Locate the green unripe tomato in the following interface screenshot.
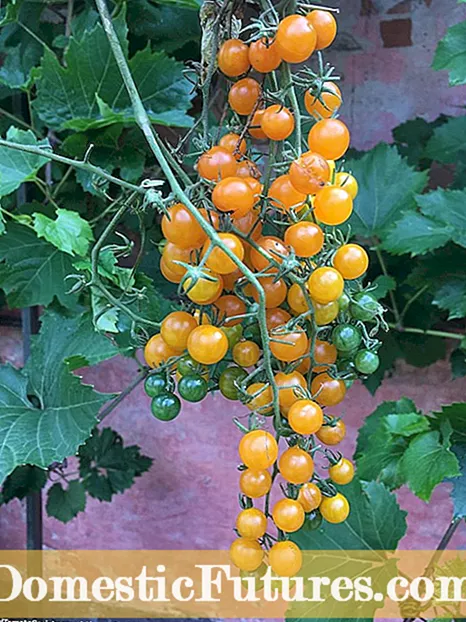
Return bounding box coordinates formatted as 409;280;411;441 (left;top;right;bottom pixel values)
144;373;167;397
178;374;208;402
332;324;362;353
219;366;247;400
151;391;181;421
223;324;243;349
354;349;380;374
177;354;207;377
305;510;323;530
350;292;380;321
338;292;350;313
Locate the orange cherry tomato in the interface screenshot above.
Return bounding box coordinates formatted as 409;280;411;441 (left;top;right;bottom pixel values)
219;132;247;160
316;418;346;445
312;299;339;325
214;295;246;326
288;399;323;435
247;276;287;308
183;270;223;305
230;537;263;572
239;468;272;498
160;256;182;284
269;541;302;577
222;268;243;292
278;446;314;484
250;235;289;272
197;146;237;181
260;104;295;141
160;311;197;351
162;203;208;249
287;283;309;316
246;382;273;415
274;370;307;416
202;233;244;275
233;340;261;367
307;267;344;304
236;508;267;539
187;325;228;365
242;177;263;203
333;243;368;279
249;38;281;73
313;339;337;372
270;326;309;362
335;171;358;199
304;81;341;119
268;174;306;212
248;109;267;139
289;151;330;195
297;482;322;512
266;307;291;330
320;493;350;524
314;186;353;226
218;39;250;77
239;429;278;470
212;177;255;217
163;242;195;277
306;10;337;50
272;498;305;532
233;209;263;240
144;333;180;368
307;118;350;160
329;458;354;485
296;357;311;375
276;14;317;63
228;78;262;116
236;159;261;178
311;372;346;406
285;221;324;257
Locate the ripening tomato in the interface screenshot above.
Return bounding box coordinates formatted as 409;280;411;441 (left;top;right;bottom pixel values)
218;39;250;77
249;37;281;72
314;186;353;226
276;14;317;63
304;81;341;119
329;458;354;485
160;256;183;284
289;151;330;195
260;105;295;141
270;327;309;362
228;78;262;116
162;203;207;249
144;333;180;368
266;307;291;330
250;235;289;272
236;508;267;539
306;10;337;50
274;370;307;415
313;339;337;372
284;221;324;258
268;174;307;212
320;493;349;524
197;146;237;181
279;446;314;484
187;325;228;365
222;268;243;292
183;270;223;305
335;171;358;199
247;276;287;308
212;177;255;217
236;159;261;179
297;482;322;513
239;429;278;469
214;295;246;326
287;283;309;316
233;209;263;240
248;109;267;139
219;132;247;159
312;299;339;325
230;537;263;572
163;242;195;277
307;118;350;160
308;267;344;304
233;340;261;367
160;311;197;351
288;399;323;435
311;372;346;406
269;541;302;577
246;382;273;415
333;243;368;279
240;468;272;497
202;233;244;275
316;418;346;445
272;498;305;532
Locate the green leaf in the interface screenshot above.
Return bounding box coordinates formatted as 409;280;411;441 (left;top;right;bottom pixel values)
384;413;430;437
433;19;466;86
0;127;50;198
449;445;466;518
370;274;396;300
424;116;466;163
450;348;466;378
432;277;466;319
34;9;194;131
347;144;427;238
431;403;466;446
382;211;452;256
1;464;47;503
416;189;466;249
0;210;5;236
46;480;86;523
399;431;460;501
392;117;438;166
33;208;93;257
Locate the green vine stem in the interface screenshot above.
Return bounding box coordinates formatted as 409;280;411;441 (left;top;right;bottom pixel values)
388;323;464;342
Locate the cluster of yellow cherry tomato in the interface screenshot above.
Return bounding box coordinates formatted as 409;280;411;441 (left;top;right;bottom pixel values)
143;7;383;581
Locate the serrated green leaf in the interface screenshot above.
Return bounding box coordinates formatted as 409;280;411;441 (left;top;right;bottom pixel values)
370;274;396;300
433;19;466;86
33;208;93;256
416;189;466;249
432;277;466;319
431;403;466;446
347;144;427;238
46;480;86;523
450;348;466;378
392;117;437;166
382;211;452;256
34;9;194;131
0;223;79;309
384;413;430;437
0;127;50;197
424;116;466;163
1;464;47;503
399;431;460;501
449;445;466;518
